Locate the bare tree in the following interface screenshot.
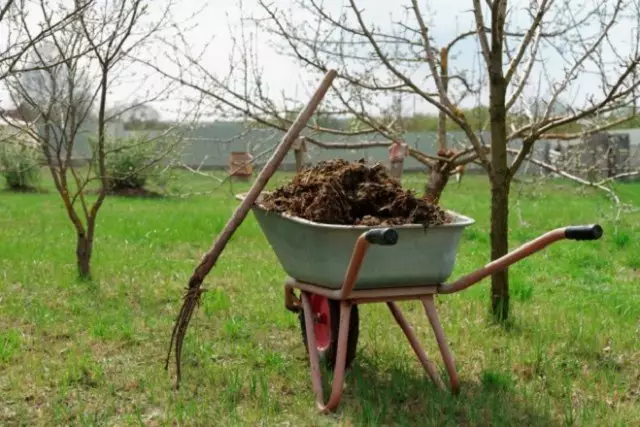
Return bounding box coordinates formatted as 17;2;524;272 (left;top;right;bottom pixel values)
0;0;96;82
142;2;482;199
3;0;183;279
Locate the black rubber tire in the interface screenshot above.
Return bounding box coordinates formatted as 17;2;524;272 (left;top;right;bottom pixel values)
299;297;359;370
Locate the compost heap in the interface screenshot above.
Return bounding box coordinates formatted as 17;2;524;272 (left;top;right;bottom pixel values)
260;159;451;226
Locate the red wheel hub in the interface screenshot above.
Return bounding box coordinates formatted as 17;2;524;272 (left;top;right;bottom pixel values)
310;294;331;351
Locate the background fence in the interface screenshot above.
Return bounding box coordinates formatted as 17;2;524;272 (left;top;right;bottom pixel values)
161;122;640;178
5;119;640;177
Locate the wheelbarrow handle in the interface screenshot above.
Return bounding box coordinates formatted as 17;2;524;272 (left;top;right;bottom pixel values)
338;228;399;299
565;224;603;241
440;224;605;295
364;228;399;246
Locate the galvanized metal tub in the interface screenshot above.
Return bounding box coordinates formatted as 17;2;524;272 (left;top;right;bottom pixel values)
236;192;475;290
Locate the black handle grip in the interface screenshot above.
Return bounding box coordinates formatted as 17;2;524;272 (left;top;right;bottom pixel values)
565;224;603;241
364;228;399;245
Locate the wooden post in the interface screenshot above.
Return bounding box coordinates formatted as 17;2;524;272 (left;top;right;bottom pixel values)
388;140;408;181
228;151;254;180
293;136;307;172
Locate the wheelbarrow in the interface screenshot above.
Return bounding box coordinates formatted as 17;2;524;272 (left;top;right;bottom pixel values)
236;192;604;413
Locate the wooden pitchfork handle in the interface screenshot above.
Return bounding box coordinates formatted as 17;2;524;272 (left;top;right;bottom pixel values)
187;69;338;289
167;69;338;388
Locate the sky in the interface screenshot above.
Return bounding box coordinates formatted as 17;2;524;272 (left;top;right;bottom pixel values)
1;0;638;122
153;0;495;118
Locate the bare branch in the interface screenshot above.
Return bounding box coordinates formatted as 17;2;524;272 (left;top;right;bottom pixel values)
345;0;490;167
506;148;627;206
472;0;492;66
409;0;446;101
538;114;638;141
0;0;14;23
1;0;95;79
504;0;552;84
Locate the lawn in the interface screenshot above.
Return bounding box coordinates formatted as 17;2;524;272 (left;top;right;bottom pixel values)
0;169;639;426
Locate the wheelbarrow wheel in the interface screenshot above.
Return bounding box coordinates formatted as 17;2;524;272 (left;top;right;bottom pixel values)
299;294;359;370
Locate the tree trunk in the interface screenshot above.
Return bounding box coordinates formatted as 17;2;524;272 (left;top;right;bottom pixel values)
424;46;450;206
490;175;509;320
424;166;450;205
438;47;448;152
76;233;93;280
488;3;510;320
488;71;510;320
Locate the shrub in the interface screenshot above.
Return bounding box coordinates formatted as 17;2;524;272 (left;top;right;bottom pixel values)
93;133;180;192
0;139;42;191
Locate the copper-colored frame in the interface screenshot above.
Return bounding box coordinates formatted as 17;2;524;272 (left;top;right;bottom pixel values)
284;226;601;413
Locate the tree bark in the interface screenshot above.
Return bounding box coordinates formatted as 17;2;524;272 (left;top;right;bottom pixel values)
488;1;510;321
490;173;509;320
424;47;451;206
424;166;450;205
488;97;510;315
437;47;448;152
76;233;92;280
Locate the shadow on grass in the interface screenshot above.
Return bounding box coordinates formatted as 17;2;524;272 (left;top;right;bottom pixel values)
324;355;559;427
1;186;49;194
104;187;165;198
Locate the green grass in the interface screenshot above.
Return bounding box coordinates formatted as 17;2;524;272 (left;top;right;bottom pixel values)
1;169;639;426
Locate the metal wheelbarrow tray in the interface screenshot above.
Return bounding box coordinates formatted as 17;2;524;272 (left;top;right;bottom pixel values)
243;194;475;289
236;192;604;413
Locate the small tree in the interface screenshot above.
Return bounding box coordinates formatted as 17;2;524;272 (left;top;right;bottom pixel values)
4;0;180;279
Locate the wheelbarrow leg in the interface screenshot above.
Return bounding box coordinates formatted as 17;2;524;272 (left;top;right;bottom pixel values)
387;301;446;390
421;295;460;394
300;291;352;413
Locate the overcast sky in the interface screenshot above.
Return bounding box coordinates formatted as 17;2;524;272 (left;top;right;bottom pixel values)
1;0;637;121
